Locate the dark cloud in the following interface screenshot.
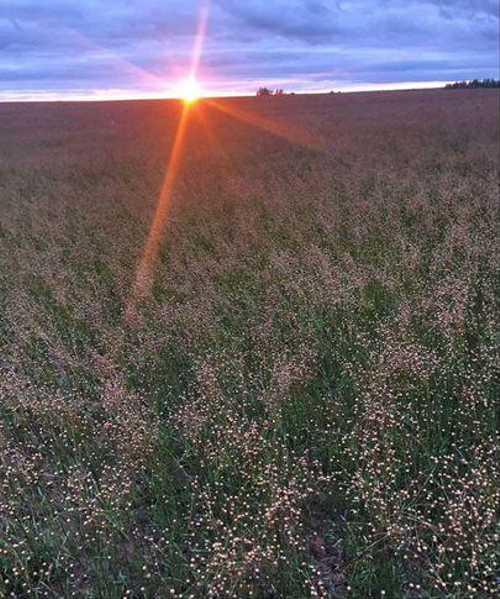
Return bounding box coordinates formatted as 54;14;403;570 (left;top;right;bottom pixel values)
0;0;498;99
432;0;498;18
214;0;340;44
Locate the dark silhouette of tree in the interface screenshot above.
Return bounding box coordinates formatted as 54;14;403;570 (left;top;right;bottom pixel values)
256;87;288;96
445;78;500;89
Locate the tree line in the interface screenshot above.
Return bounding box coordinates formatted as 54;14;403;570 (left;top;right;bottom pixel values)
256;87;286;96
445;78;500;89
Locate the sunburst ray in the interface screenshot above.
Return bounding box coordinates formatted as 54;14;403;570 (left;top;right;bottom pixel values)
127;1;211;316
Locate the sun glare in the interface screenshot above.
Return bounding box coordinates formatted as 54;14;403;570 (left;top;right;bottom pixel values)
178;77;202;104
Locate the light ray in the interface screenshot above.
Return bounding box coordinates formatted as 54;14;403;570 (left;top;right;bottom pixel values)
127;1;211;316
60;27;167;92
194;103;232;164
129;102;191;304
206;98;326;152
190;1;210;79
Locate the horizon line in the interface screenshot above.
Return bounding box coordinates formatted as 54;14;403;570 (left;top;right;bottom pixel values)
0;80;457;104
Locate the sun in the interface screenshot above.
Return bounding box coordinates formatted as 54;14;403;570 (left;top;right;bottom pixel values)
177;76;202;104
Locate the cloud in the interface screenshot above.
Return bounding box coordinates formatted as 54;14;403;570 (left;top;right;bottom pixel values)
432;0;498;18
0;0;498;98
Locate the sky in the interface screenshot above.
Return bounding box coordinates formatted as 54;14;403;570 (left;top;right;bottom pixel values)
0;0;498;101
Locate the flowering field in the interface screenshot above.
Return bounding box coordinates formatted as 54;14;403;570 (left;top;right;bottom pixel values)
0;89;498;598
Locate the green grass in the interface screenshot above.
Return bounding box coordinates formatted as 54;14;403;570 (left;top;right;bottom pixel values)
0;90;499;597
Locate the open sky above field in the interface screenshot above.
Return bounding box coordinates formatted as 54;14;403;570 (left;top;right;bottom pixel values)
1;0;498;101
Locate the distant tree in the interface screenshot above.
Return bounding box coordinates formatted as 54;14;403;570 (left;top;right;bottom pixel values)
256;87;288;96
445;78;500;89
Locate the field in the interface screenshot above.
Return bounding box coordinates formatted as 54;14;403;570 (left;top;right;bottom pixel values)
0;89;498;598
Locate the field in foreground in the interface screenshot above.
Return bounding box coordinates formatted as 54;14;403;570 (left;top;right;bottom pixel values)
0;89;498;598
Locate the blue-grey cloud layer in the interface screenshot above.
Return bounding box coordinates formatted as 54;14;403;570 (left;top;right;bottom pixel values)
0;0;498;98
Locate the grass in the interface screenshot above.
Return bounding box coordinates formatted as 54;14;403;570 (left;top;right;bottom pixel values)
0;89;498;597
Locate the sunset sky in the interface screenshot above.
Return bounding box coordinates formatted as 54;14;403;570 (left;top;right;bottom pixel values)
1;0;498;101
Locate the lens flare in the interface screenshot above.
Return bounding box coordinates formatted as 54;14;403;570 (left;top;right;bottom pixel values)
206;98;325;151
126;0;327;321
126;1;211;319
